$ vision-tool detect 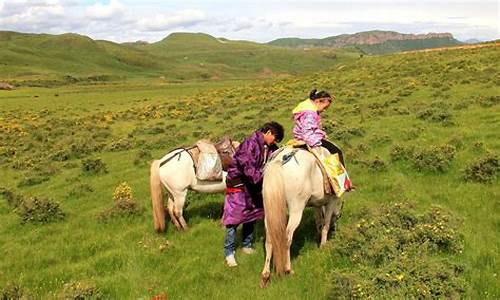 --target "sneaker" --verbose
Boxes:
[241,247,256,255]
[225,254,238,267]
